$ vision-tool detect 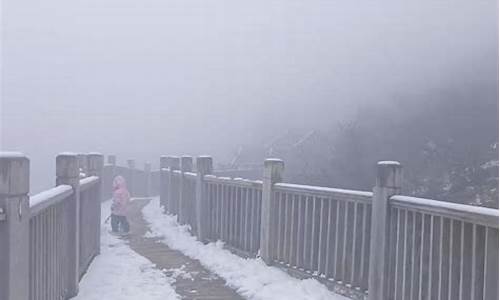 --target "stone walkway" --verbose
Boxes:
[124,198,244,300]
